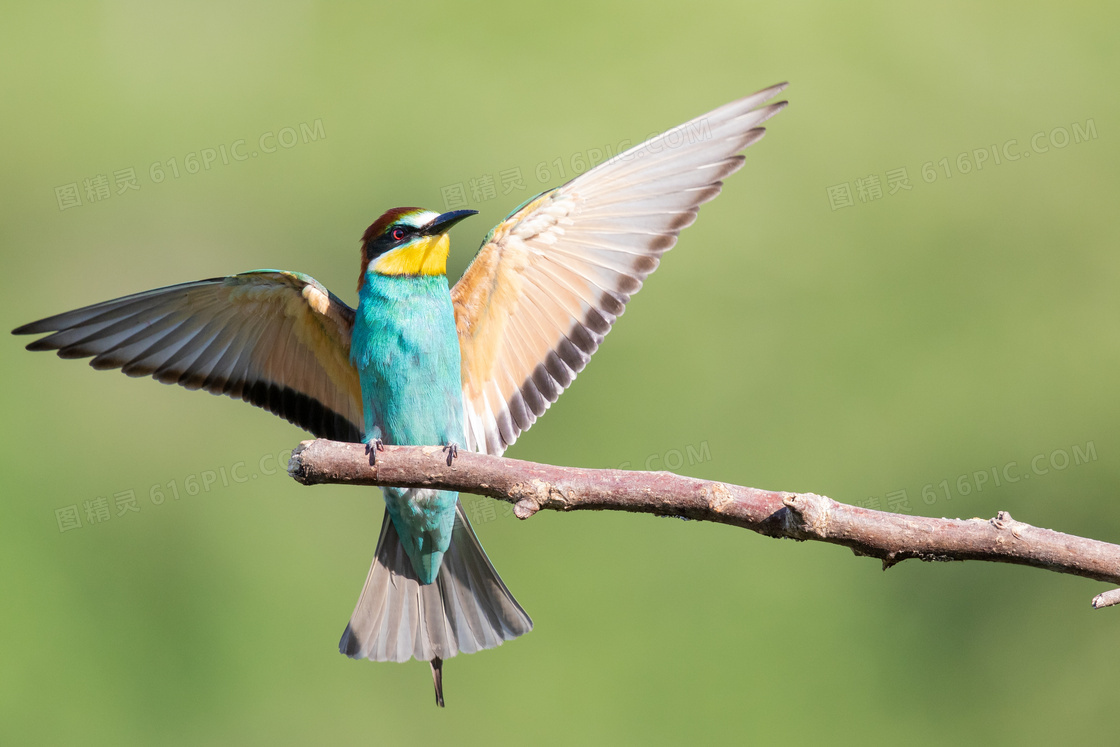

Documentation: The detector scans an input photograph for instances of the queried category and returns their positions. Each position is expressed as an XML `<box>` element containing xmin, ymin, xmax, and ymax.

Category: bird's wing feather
<box><xmin>13</xmin><ymin>270</ymin><xmax>364</xmax><ymax>441</ymax></box>
<box><xmin>451</xmin><ymin>83</ymin><xmax>788</xmax><ymax>454</ymax></box>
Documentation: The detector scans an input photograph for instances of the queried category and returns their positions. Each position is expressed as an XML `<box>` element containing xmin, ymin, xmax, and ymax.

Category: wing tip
<box><xmin>761</xmin><ymin>81</ymin><xmax>790</xmax><ymax>99</ymax></box>
<box><xmin>725</xmin><ymin>82</ymin><xmax>789</xmax><ymax>116</ymax></box>
<box><xmin>22</xmin><ymin>337</ymin><xmax>55</xmax><ymax>352</ymax></box>
<box><xmin>12</xmin><ymin>320</ymin><xmax>50</xmax><ymax>336</ymax></box>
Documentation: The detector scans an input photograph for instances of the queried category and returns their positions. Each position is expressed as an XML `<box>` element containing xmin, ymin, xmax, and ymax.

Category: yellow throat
<box><xmin>372</xmin><ymin>233</ymin><xmax>451</xmax><ymax>276</ymax></box>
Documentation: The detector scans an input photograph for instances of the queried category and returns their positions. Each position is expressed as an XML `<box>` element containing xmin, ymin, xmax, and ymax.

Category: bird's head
<box><xmin>359</xmin><ymin>207</ymin><xmax>477</xmax><ymax>286</ymax></box>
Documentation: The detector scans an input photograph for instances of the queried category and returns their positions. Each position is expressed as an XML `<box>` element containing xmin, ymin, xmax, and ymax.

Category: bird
<box><xmin>13</xmin><ymin>83</ymin><xmax>788</xmax><ymax>706</ymax></box>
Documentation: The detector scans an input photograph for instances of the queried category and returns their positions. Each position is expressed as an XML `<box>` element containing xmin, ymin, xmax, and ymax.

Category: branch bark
<box><xmin>288</xmin><ymin>439</ymin><xmax>1120</xmax><ymax>605</ymax></box>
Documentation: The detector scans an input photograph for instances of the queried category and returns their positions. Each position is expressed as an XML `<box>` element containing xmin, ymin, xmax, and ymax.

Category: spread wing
<box><xmin>451</xmin><ymin>83</ymin><xmax>788</xmax><ymax>454</ymax></box>
<box><xmin>13</xmin><ymin>270</ymin><xmax>364</xmax><ymax>442</ymax></box>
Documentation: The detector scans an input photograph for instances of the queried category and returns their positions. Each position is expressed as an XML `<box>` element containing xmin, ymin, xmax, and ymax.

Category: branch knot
<box><xmin>782</xmin><ymin>493</ymin><xmax>833</xmax><ymax>538</ymax></box>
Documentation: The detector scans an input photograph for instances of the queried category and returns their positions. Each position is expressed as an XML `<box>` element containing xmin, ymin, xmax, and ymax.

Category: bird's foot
<box><xmin>364</xmin><ymin>438</ymin><xmax>385</xmax><ymax>465</ymax></box>
<box><xmin>442</xmin><ymin>442</ymin><xmax>458</xmax><ymax>467</ymax></box>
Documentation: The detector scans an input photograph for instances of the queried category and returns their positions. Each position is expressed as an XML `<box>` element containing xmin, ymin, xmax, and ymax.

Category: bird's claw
<box><xmin>442</xmin><ymin>442</ymin><xmax>458</xmax><ymax>467</ymax></box>
<box><xmin>365</xmin><ymin>438</ymin><xmax>385</xmax><ymax>465</ymax></box>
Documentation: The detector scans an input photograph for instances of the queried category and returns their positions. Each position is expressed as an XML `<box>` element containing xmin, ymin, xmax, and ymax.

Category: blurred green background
<box><xmin>3</xmin><ymin>1</ymin><xmax>1119</xmax><ymax>744</ymax></box>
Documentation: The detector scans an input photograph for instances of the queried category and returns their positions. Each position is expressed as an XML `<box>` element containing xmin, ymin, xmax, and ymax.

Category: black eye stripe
<box><xmin>367</xmin><ymin>221</ymin><xmax>428</xmax><ymax>258</ymax></box>
<box><xmin>388</xmin><ymin>224</ymin><xmax>421</xmax><ymax>243</ymax></box>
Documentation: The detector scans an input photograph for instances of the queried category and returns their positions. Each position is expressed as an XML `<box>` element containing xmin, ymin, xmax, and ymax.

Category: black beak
<box><xmin>424</xmin><ymin>209</ymin><xmax>477</xmax><ymax>236</ymax></box>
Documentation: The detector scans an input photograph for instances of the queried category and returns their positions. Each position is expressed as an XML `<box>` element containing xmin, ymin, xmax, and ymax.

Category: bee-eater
<box><xmin>14</xmin><ymin>83</ymin><xmax>787</xmax><ymax>706</ymax></box>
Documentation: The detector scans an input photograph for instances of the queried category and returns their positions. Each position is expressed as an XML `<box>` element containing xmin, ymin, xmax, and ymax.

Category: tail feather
<box><xmin>340</xmin><ymin>502</ymin><xmax>532</xmax><ymax>668</ymax></box>
<box><xmin>430</xmin><ymin>658</ymin><xmax>444</xmax><ymax>708</ymax></box>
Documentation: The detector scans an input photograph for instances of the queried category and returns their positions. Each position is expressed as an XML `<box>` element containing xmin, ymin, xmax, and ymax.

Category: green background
<box><xmin>3</xmin><ymin>1</ymin><xmax>1118</xmax><ymax>744</ymax></box>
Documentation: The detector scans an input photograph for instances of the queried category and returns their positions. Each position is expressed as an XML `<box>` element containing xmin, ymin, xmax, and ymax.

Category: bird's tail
<box><xmin>339</xmin><ymin>501</ymin><xmax>532</xmax><ymax>706</ymax></box>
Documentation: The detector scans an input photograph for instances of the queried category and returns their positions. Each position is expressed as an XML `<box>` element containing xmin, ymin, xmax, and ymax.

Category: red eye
<box><xmin>391</xmin><ymin>227</ymin><xmax>406</xmax><ymax>242</ymax></box>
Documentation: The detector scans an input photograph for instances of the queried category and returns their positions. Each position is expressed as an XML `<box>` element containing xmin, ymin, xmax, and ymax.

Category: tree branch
<box><xmin>288</xmin><ymin>439</ymin><xmax>1120</xmax><ymax>605</ymax></box>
